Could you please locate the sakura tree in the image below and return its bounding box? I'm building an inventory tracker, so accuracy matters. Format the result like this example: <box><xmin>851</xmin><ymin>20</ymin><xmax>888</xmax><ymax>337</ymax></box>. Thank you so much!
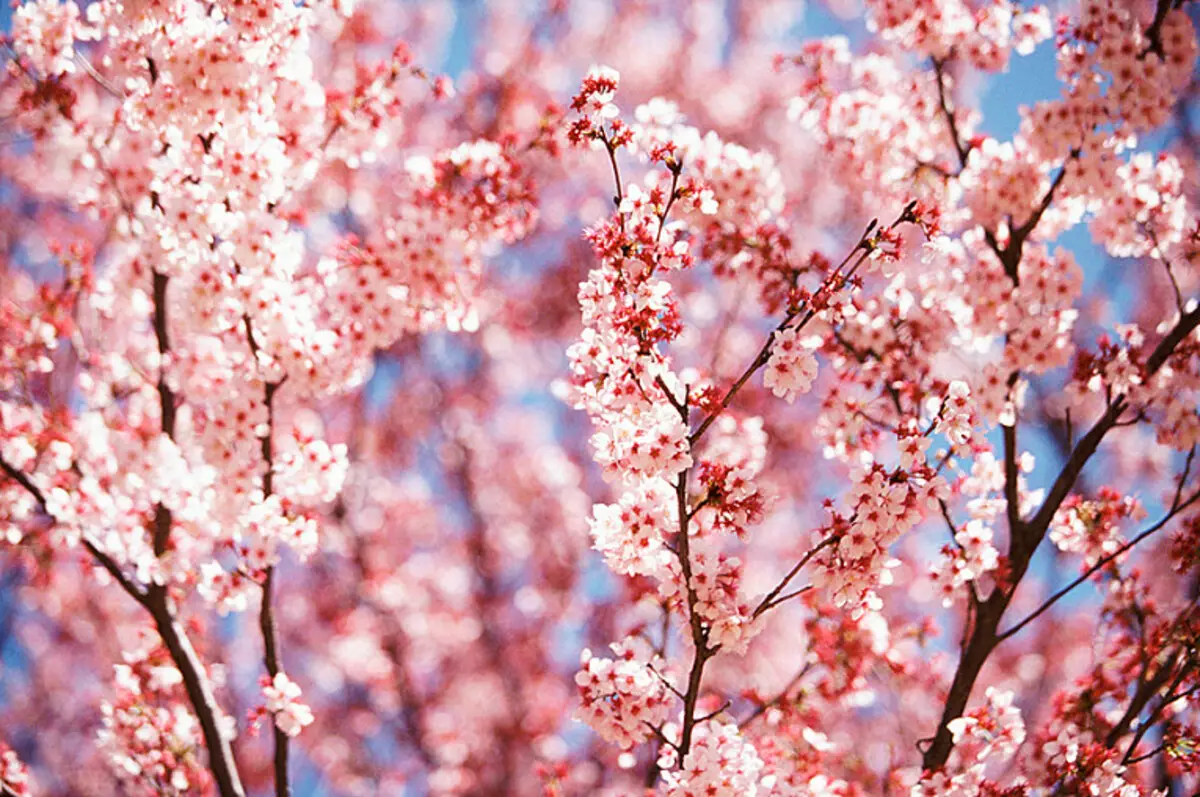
<box><xmin>0</xmin><ymin>0</ymin><xmax>1198</xmax><ymax>795</ymax></box>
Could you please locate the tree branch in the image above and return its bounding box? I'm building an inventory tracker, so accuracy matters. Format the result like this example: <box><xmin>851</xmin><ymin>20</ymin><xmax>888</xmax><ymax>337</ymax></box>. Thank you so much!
<box><xmin>244</xmin><ymin>314</ymin><xmax>293</xmax><ymax>797</ymax></box>
<box><xmin>672</xmin><ymin>440</ymin><xmax>719</xmax><ymax>760</ymax></box>
<box><xmin>922</xmin><ymin>302</ymin><xmax>1200</xmax><ymax>772</ymax></box>
<box><xmin>997</xmin><ymin>487</ymin><xmax>1200</xmax><ymax>643</ymax></box>
<box><xmin>145</xmin><ymin>272</ymin><xmax>246</xmax><ymax>797</ymax></box>
<box><xmin>0</xmin><ymin>455</ymin><xmax>245</xmax><ymax>796</ymax></box>
<box><xmin>146</xmin><ymin>594</ymin><xmax>246</xmax><ymax>797</ymax></box>
<box><xmin>1141</xmin><ymin>0</ymin><xmax>1174</xmax><ymax>58</ymax></box>
<box><xmin>1</xmin><ymin>456</ymin><xmax>150</xmax><ymax>606</ymax></box>
<box><xmin>689</xmin><ymin>216</ymin><xmax>882</xmax><ymax>445</ymax></box>
<box><xmin>931</xmin><ymin>57</ymin><xmax>970</xmax><ymax>169</ymax></box>
<box><xmin>751</xmin><ymin>536</ymin><xmax>836</xmax><ymax>619</ymax></box>
<box><xmin>1002</xmin><ymin>410</ymin><xmax>1022</xmax><ymax>533</ymax></box>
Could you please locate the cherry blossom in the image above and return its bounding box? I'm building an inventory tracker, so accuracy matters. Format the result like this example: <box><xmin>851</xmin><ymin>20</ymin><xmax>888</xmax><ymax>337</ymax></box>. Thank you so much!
<box><xmin>1</xmin><ymin>0</ymin><xmax>1198</xmax><ymax>794</ymax></box>
<box><xmin>763</xmin><ymin>328</ymin><xmax>821</xmax><ymax>403</ymax></box>
<box><xmin>574</xmin><ymin>637</ymin><xmax>671</xmax><ymax>751</ymax></box>
<box><xmin>0</xmin><ymin>743</ymin><xmax>33</xmax><ymax>797</ymax></box>
<box><xmin>260</xmin><ymin>673</ymin><xmax>314</xmax><ymax>739</ymax></box>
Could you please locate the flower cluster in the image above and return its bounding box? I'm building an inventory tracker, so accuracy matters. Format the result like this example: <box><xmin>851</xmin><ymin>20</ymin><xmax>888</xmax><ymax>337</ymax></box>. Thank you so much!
<box><xmin>259</xmin><ymin>673</ymin><xmax>314</xmax><ymax>738</ymax></box>
<box><xmin>590</xmin><ymin>401</ymin><xmax>693</xmax><ymax>484</ymax></box>
<box><xmin>1029</xmin><ymin>716</ymin><xmax>1151</xmax><ymax>795</ymax></box>
<box><xmin>914</xmin><ymin>688</ymin><xmax>1026</xmax><ymax>795</ymax></box>
<box><xmin>866</xmin><ymin>0</ymin><xmax>1052</xmax><ymax>70</ymax></box>
<box><xmin>659</xmin><ymin>723</ymin><xmax>771</xmax><ymax>797</ymax></box>
<box><xmin>11</xmin><ymin>0</ymin><xmax>97</xmax><ymax>77</ymax></box>
<box><xmin>763</xmin><ymin>328</ymin><xmax>821</xmax><ymax>403</ymax></box>
<box><xmin>694</xmin><ymin>461</ymin><xmax>766</xmax><ymax>538</ymax></box>
<box><xmin>932</xmin><ymin>380</ymin><xmax>975</xmax><ymax>447</ymax></box>
<box><xmin>1049</xmin><ymin>490</ymin><xmax>1146</xmax><ymax>567</ymax></box>
<box><xmin>588</xmin><ymin>480</ymin><xmax>676</xmax><ymax>577</ymax></box>
<box><xmin>813</xmin><ymin>462</ymin><xmax>945</xmax><ymax>614</ymax></box>
<box><xmin>3</xmin><ymin>0</ymin><xmax>1200</xmax><ymax>794</ymax></box>
<box><xmin>97</xmin><ymin>634</ymin><xmax>217</xmax><ymax>795</ymax></box>
<box><xmin>326</xmin><ymin>140</ymin><xmax>537</xmax><ymax>368</ymax></box>
<box><xmin>930</xmin><ymin>519</ymin><xmax>1000</xmax><ymax>607</ymax></box>
<box><xmin>563</xmin><ymin>67</ymin><xmax>792</xmax><ymax>759</ymax></box>
<box><xmin>1005</xmin><ymin>247</ymin><xmax>1084</xmax><ymax>374</ymax></box>
<box><xmin>661</xmin><ymin>535</ymin><xmax>761</xmax><ymax>653</ymax></box>
<box><xmin>947</xmin><ymin>687</ymin><xmax>1026</xmax><ymax>760</ymax></box>
<box><xmin>0</xmin><ymin>742</ymin><xmax>32</xmax><ymax>797</ymax></box>
<box><xmin>566</xmin><ymin>65</ymin><xmax>622</xmax><ymax>144</ymax></box>
<box><xmin>574</xmin><ymin>638</ymin><xmax>671</xmax><ymax>750</ymax></box>
<box><xmin>274</xmin><ymin>431</ymin><xmax>350</xmax><ymax>506</ymax></box>
<box><xmin>1069</xmin><ymin>0</ymin><xmax>1197</xmax><ymax>133</ymax></box>
<box><xmin>235</xmin><ymin>493</ymin><xmax>320</xmax><ymax>572</ymax></box>
<box><xmin>1090</xmin><ymin>152</ymin><xmax>1190</xmax><ymax>259</ymax></box>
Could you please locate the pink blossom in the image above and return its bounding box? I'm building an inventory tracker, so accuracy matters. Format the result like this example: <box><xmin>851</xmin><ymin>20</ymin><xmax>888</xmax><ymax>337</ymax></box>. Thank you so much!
<box><xmin>764</xmin><ymin>328</ymin><xmax>820</xmax><ymax>403</ymax></box>
<box><xmin>261</xmin><ymin>673</ymin><xmax>314</xmax><ymax>738</ymax></box>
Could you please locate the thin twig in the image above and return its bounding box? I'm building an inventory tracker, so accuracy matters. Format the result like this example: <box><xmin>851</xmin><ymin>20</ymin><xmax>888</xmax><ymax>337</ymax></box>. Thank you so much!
<box><xmin>997</xmin><ymin>487</ymin><xmax>1200</xmax><ymax>643</ymax></box>
<box><xmin>0</xmin><ymin>452</ymin><xmax>245</xmax><ymax>797</ymax></box>
<box><xmin>931</xmin><ymin>58</ymin><xmax>970</xmax><ymax>168</ymax></box>
<box><xmin>751</xmin><ymin>536</ymin><xmax>836</xmax><ymax>619</ymax></box>
<box><xmin>694</xmin><ymin>700</ymin><xmax>732</xmax><ymax>724</ymax></box>
<box><xmin>923</xmin><ymin>301</ymin><xmax>1200</xmax><ymax>771</ymax></box>
<box><xmin>740</xmin><ymin>662</ymin><xmax>814</xmax><ymax>727</ymax></box>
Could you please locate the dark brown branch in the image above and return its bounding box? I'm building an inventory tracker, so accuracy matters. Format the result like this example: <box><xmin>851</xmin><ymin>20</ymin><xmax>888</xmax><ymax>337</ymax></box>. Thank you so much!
<box><xmin>931</xmin><ymin>58</ymin><xmax>970</xmax><ymax>168</ymax></box>
<box><xmin>0</xmin><ymin>455</ymin><xmax>245</xmax><ymax>796</ymax></box>
<box><xmin>1002</xmin><ymin>416</ymin><xmax>1022</xmax><ymax>532</ymax></box>
<box><xmin>1141</xmin><ymin>0</ymin><xmax>1174</xmax><ymax>58</ymax></box>
<box><xmin>933</xmin><ymin>47</ymin><xmax>1078</xmax><ymax>287</ymax></box>
<box><xmin>642</xmin><ymin>721</ymin><xmax>680</xmax><ymax>766</ymax></box>
<box><xmin>1005</xmin><ymin>161</ymin><xmax>1073</xmax><ymax>277</ymax></box>
<box><xmin>145</xmin><ymin>591</ymin><xmax>245</xmax><ymax>797</ymax></box>
<box><xmin>151</xmin><ymin>271</ymin><xmax>176</xmax><ymax>557</ymax></box>
<box><xmin>83</xmin><ymin>538</ymin><xmax>151</xmax><ymax>606</ymax></box>
<box><xmin>599</xmin><ymin>129</ymin><xmax>625</xmax><ymax>219</ymax></box>
<box><xmin>687</xmin><ymin>309</ymin><xmax>798</xmax><ymax>445</ymax></box>
<box><xmin>648</xmin><ymin>663</ymin><xmax>687</xmax><ymax>700</ymax></box>
<box><xmin>244</xmin><ymin>313</ymin><xmax>292</xmax><ymax>797</ymax></box>
<box><xmin>653</xmin><ymin>206</ymin><xmax>913</xmax><ymax>778</ymax></box>
<box><xmin>1029</xmin><ymin>304</ymin><xmax>1200</xmax><ymax>540</ymax></box>
<box><xmin>751</xmin><ymin>536</ymin><xmax>836</xmax><ymax>619</ymax></box>
<box><xmin>145</xmin><ymin>272</ymin><xmax>246</xmax><ymax>797</ymax></box>
<box><xmin>672</xmin><ymin>458</ymin><xmax>719</xmax><ymax>760</ymax></box>
<box><xmin>997</xmin><ymin>487</ymin><xmax>1200</xmax><ymax>643</ymax></box>
<box><xmin>923</xmin><ymin>302</ymin><xmax>1200</xmax><ymax>772</ymax></box>
<box><xmin>938</xmin><ymin>500</ymin><xmax>981</xmax><ymax>607</ymax></box>
<box><xmin>656</xmin><ymin>375</ymin><xmax>688</xmax><ymax>419</ymax></box>
<box><xmin>259</xmin><ymin>563</ymin><xmax>289</xmax><ymax>797</ymax></box>
<box><xmin>695</xmin><ymin>700</ymin><xmax>732</xmax><ymax>724</ymax></box>
<box><xmin>921</xmin><ymin>596</ymin><xmax>1008</xmax><ymax>770</ymax></box>
<box><xmin>758</xmin><ymin>586</ymin><xmax>813</xmax><ymax>613</ymax></box>
<box><xmin>151</xmin><ymin>271</ymin><xmax>176</xmax><ymax>439</ymax></box>
<box><xmin>1112</xmin><ymin>652</ymin><xmax>1191</xmax><ymax>755</ymax></box>
<box><xmin>0</xmin><ymin>456</ymin><xmax>46</xmax><ymax>507</ymax></box>
<box><xmin>655</xmin><ymin>161</ymin><xmax>682</xmax><ymax>245</ymax></box>
<box><xmin>1145</xmin><ymin>225</ymin><xmax>1186</xmax><ymax>313</ymax></box>
<box><xmin>650</xmin><ymin>382</ymin><xmax>722</xmax><ymax>766</ymax></box>
<box><xmin>1148</xmin><ymin>305</ymin><xmax>1200</xmax><ymax>374</ymax></box>
<box><xmin>1126</xmin><ymin>742</ymin><xmax>1168</xmax><ymax>765</ymax></box>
